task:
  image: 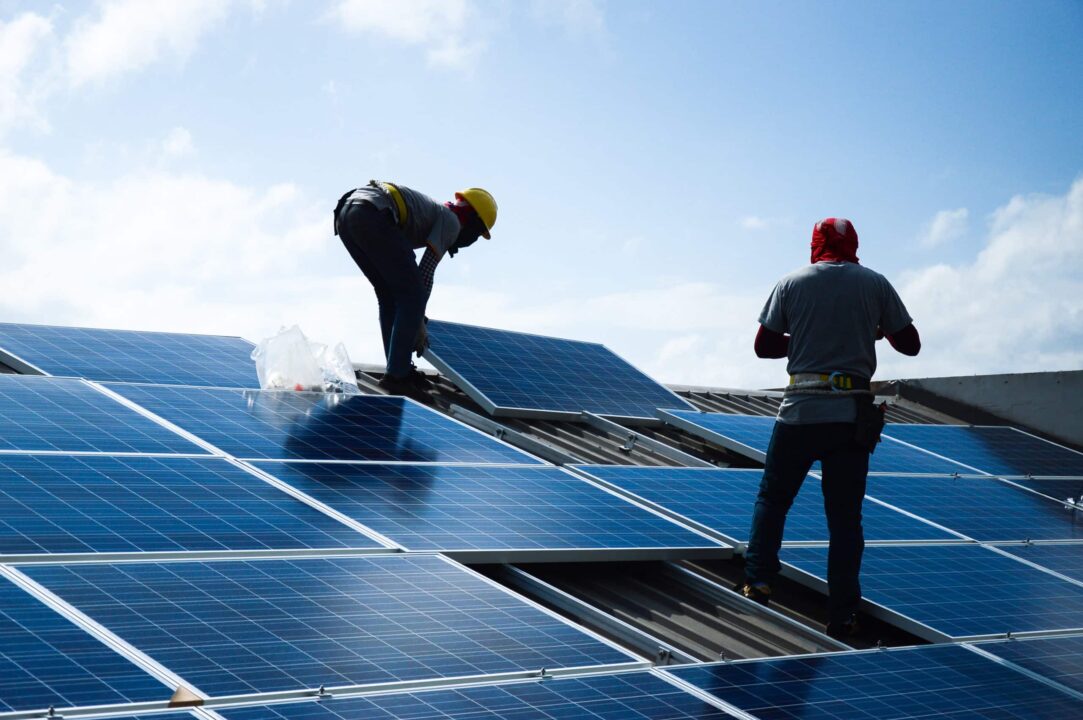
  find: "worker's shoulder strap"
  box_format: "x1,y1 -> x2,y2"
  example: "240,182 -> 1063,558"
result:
374,180 -> 409,228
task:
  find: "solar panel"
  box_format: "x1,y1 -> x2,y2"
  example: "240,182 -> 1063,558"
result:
782,544 -> 1083,638
24,555 -> 636,697
665,643 -> 1083,719
865,474 -> 1083,541
219,671 -> 731,720
574,466 -> 956,544
0,574 -> 169,712
0,322 -> 257,388
1010,477 -> 1083,504
0,455 -> 381,555
106,383 -> 539,464
424,319 -> 696,420
999,544 -> 1083,585
250,462 -> 723,554
884,424 -> 1083,477
979,635 -> 1083,697
659,410 -> 973,474
0,375 -> 205,455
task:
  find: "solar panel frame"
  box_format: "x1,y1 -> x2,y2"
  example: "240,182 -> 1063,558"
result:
0,454 -> 386,558
997,544 -> 1083,587
0,375 -> 208,456
248,461 -> 728,561
23,554 -> 642,698
216,671 -> 736,720
664,642 -> 1083,720
104,383 -> 543,464
975,634 -> 1083,699
864,473 -> 1083,542
657,409 -> 976,475
423,319 -> 697,422
883,424 -> 1083,478
781,544 -> 1083,640
0,322 -> 258,389
572,465 -> 959,547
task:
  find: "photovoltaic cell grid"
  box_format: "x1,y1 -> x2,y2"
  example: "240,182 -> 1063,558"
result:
106,383 -> 538,464
999,544 -> 1083,586
24,555 -> 636,697
665,643 -> 1083,720
1013,477 -> 1083,503
574,466 -> 955,543
425,319 -> 696,420
783,544 -> 1083,638
0,322 -> 258,388
219,672 -> 732,720
979,635 -> 1083,697
0,375 -> 204,455
659,409 -> 971,474
883,424 -> 1083,477
252,462 -> 722,552
865,474 -> 1083,541
0,575 -> 168,712
0,455 -> 379,555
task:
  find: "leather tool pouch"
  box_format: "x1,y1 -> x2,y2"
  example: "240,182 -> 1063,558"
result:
853,396 -> 886,453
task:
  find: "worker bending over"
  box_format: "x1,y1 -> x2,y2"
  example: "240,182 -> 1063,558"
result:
739,217 -> 920,640
334,181 -> 497,394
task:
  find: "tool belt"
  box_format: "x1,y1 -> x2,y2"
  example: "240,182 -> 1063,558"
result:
785,372 -> 871,394
785,373 -> 884,453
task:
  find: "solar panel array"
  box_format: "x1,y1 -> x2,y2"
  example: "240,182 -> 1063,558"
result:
883,423 -> 1083,477
0,322 -> 258,388
424,319 -> 696,420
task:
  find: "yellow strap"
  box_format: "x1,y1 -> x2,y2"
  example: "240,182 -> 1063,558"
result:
789,373 -> 853,389
381,182 -> 409,228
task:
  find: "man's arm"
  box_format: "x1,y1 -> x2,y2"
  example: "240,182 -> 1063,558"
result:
886,323 -> 921,356
418,247 -> 440,302
754,324 -> 789,359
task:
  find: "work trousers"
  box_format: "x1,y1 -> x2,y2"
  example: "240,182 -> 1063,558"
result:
337,202 -> 423,378
743,421 -> 869,623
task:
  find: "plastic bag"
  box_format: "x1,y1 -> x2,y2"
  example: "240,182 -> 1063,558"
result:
251,325 -> 360,395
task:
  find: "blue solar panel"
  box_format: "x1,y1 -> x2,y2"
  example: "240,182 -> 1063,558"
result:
884,424 -> 1083,477
0,375 -> 204,455
661,410 -> 974,475
783,544 -> 1083,638
25,555 -> 635,697
1011,477 -> 1083,504
665,643 -> 1083,719
999,544 -> 1083,585
0,574 -> 169,712
865,474 -> 1083,541
107,383 -> 539,463
980,635 -> 1083,697
220,671 -> 731,720
424,319 -> 696,420
0,455 -> 380,555
251,462 -> 721,552
575,466 -> 955,543
0,322 -> 257,388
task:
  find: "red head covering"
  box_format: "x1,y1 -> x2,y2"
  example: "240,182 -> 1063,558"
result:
810,217 -> 859,264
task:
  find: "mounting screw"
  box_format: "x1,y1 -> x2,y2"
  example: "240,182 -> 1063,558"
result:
540,667 -> 550,679
657,647 -> 672,663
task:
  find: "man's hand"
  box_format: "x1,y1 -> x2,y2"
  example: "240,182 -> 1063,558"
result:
413,321 -> 429,357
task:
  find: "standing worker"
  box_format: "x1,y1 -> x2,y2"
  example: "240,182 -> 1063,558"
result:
334,181 -> 497,394
738,217 -> 921,640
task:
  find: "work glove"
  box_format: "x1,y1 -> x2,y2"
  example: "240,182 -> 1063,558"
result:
413,320 -> 429,357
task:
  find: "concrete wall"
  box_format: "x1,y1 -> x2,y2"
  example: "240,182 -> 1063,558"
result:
905,370 -> 1083,449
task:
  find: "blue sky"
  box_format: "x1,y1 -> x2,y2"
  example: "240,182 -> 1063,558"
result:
1,0 -> 1081,388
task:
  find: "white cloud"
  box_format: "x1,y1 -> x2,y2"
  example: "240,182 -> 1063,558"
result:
740,216 -> 769,230
530,0 -> 606,37
65,0 -> 236,86
882,178 -> 1083,380
329,0 -> 483,69
0,12 -> 55,134
161,126 -> 194,158
920,207 -> 968,248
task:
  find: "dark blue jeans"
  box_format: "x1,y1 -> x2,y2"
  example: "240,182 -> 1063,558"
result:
337,202 -> 424,378
744,421 -> 869,623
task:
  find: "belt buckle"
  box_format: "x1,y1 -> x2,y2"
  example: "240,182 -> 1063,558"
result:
827,371 -> 843,393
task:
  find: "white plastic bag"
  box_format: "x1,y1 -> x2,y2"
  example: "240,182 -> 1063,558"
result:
252,326 -> 360,395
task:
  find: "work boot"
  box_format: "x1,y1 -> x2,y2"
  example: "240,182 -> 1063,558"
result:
735,580 -> 772,606
376,373 -> 421,396
825,613 -> 861,641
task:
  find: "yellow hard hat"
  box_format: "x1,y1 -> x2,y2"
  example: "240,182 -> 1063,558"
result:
455,187 -> 497,238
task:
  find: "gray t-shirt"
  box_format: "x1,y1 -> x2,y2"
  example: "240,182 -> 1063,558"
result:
759,261 -> 912,424
345,182 -> 461,258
